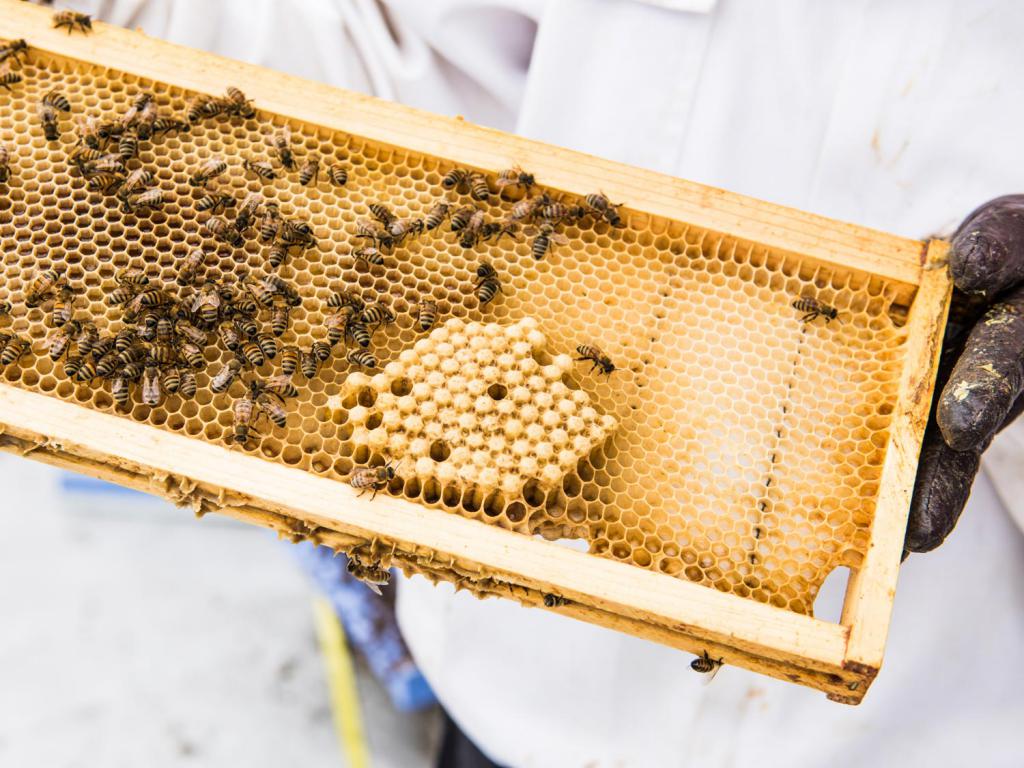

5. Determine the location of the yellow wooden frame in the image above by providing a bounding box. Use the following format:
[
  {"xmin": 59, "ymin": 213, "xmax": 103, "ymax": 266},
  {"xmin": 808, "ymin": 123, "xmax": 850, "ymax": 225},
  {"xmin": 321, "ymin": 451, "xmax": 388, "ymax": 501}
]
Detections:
[{"xmin": 0, "ymin": 0, "xmax": 952, "ymax": 702}]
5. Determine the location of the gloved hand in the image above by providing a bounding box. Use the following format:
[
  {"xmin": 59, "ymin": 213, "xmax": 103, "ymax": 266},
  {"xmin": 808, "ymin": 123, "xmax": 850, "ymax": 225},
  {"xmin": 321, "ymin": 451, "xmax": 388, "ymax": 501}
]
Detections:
[{"xmin": 906, "ymin": 195, "xmax": 1024, "ymax": 554}]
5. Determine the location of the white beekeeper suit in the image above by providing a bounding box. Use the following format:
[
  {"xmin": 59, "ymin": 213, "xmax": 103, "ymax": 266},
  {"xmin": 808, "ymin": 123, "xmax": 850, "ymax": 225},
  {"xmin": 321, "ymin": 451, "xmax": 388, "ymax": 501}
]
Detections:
[{"xmin": 65, "ymin": 0, "xmax": 1024, "ymax": 765}]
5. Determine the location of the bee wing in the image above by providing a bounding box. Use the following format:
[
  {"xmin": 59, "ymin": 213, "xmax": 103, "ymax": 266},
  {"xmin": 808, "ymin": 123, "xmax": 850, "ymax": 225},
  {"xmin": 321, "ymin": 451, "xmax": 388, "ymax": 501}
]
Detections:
[
  {"xmin": 701, "ymin": 663, "xmax": 722, "ymax": 685},
  {"xmin": 360, "ymin": 579, "xmax": 384, "ymax": 596},
  {"xmin": 552, "ymin": 233, "xmax": 570, "ymax": 245}
]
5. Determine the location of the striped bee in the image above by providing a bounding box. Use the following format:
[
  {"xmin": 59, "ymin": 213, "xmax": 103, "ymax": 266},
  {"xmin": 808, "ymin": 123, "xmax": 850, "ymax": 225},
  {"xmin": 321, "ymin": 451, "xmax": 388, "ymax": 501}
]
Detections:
[
  {"xmin": 234, "ymin": 192, "xmax": 264, "ymax": 232},
  {"xmin": 259, "ymin": 275, "xmax": 301, "ymax": 307},
  {"xmin": 47, "ymin": 320, "xmax": 80, "ymax": 360},
  {"xmin": 73, "ymin": 115, "xmax": 104, "ymax": 149},
  {"xmin": 256, "ymin": 389, "xmax": 288, "ymax": 428},
  {"xmin": 187, "ymin": 94, "xmax": 223, "ymax": 124},
  {"xmin": 38, "ymin": 101, "xmax": 60, "ymax": 141},
  {"xmin": 267, "ymin": 243, "xmax": 289, "ymax": 269},
  {"xmin": 243, "ymin": 157, "xmax": 277, "ymax": 181},
  {"xmin": 211, "ymin": 358, "xmax": 243, "ymax": 393},
  {"xmin": 271, "ymin": 126, "xmax": 294, "ymax": 170},
  {"xmin": 690, "ymin": 651, "xmax": 723, "ymax": 682},
  {"xmin": 259, "ymin": 203, "xmax": 282, "ymax": 243},
  {"xmin": 224, "ymin": 86, "xmax": 256, "ymax": 119},
  {"xmin": 414, "ymin": 300, "xmax": 438, "ymax": 331},
  {"xmin": 328, "ymin": 164, "xmax": 348, "ymax": 186},
  {"xmin": 256, "ymin": 333, "xmax": 278, "ymax": 360},
  {"xmin": 117, "ymin": 131, "xmax": 139, "ymax": 161},
  {"xmin": 349, "ymin": 461, "xmax": 397, "ymax": 500},
  {"xmin": 474, "ymin": 262, "xmax": 501, "ymax": 305},
  {"xmin": 0, "ymin": 143, "xmax": 10, "ymax": 183},
  {"xmin": 536, "ymin": 201, "xmax": 585, "ymax": 223},
  {"xmin": 110, "ymin": 374, "xmax": 131, "ymax": 408},
  {"xmin": 196, "ymin": 194, "xmax": 235, "ymax": 214},
  {"xmin": 121, "ymin": 168, "xmax": 154, "ymax": 197},
  {"xmin": 496, "ymin": 165, "xmax": 535, "ymax": 196},
  {"xmin": 345, "ymin": 317, "xmax": 372, "ymax": 348},
  {"xmin": 280, "ymin": 346, "xmax": 301, "ymax": 375},
  {"xmin": 526, "ymin": 223, "xmax": 569, "ymax": 261},
  {"xmin": 543, "ymin": 593, "xmax": 568, "ymax": 608},
  {"xmin": 441, "ymin": 167, "xmax": 470, "ymax": 191},
  {"xmin": 161, "ymin": 367, "xmax": 181, "ymax": 394},
  {"xmin": 53, "ymin": 11, "xmax": 93, "ymax": 34},
  {"xmin": 152, "ymin": 118, "xmax": 190, "ymax": 137},
  {"xmin": 141, "ymin": 364, "xmax": 163, "ymax": 406},
  {"xmin": 369, "ymin": 203, "xmax": 397, "ymax": 228},
  {"xmin": 42, "ymin": 89, "xmax": 71, "ymax": 112},
  {"xmin": 129, "ymin": 96, "xmax": 158, "ymax": 140},
  {"xmin": 270, "ymin": 302, "xmax": 291, "ymax": 337},
  {"xmin": 191, "ymin": 282, "xmax": 222, "ymax": 326},
  {"xmin": 178, "ymin": 249, "xmax": 206, "ymax": 286},
  {"xmin": 174, "ymin": 319, "xmax": 207, "ymax": 346},
  {"xmin": 0, "ymin": 39, "xmax": 28, "ymax": 66},
  {"xmin": 0, "ymin": 299, "xmax": 10, "ymax": 317},
  {"xmin": 218, "ymin": 321, "xmax": 242, "ymax": 352},
  {"xmin": 179, "ymin": 342, "xmax": 205, "ymax": 369},
  {"xmin": 0, "ymin": 69, "xmax": 22, "ymax": 92},
  {"xmin": 347, "ymin": 558, "xmax": 390, "ymax": 595},
  {"xmin": 449, "ymin": 205, "xmax": 477, "ymax": 232},
  {"xmin": 50, "ymin": 284, "xmax": 76, "ymax": 327},
  {"xmin": 278, "ymin": 220, "xmax": 316, "ymax": 249},
  {"xmin": 387, "ymin": 217, "xmax": 424, "ymax": 242},
  {"xmin": 179, "ymin": 370, "xmax": 198, "ymax": 398},
  {"xmin": 299, "ymin": 157, "xmax": 320, "ymax": 186},
  {"xmin": 202, "ymin": 216, "xmax": 244, "ymax": 247},
  {"xmin": 229, "ymin": 391, "xmax": 257, "ymax": 445},
  {"xmin": 423, "ymin": 202, "xmax": 450, "ymax": 231},
  {"xmin": 575, "ymin": 344, "xmax": 615, "ymax": 376},
  {"xmin": 346, "ymin": 349, "xmax": 377, "ymax": 369},
  {"xmin": 327, "ymin": 289, "xmax": 365, "ymax": 312},
  {"xmin": 299, "ymin": 349, "xmax": 320, "ymax": 379},
  {"xmin": 792, "ymin": 296, "xmax": 838, "ymax": 324},
  {"xmin": 263, "ymin": 373, "xmax": 299, "ymax": 399},
  {"xmin": 468, "ymin": 172, "xmax": 489, "ymax": 201},
  {"xmin": 360, "ymin": 302, "xmax": 394, "ymax": 330},
  {"xmin": 584, "ymin": 192, "xmax": 624, "ymax": 227},
  {"xmin": 125, "ymin": 189, "xmax": 165, "ymax": 213},
  {"xmin": 355, "ymin": 219, "xmax": 393, "ymax": 250},
  {"xmin": 190, "ymin": 157, "xmax": 228, "ymax": 187},
  {"xmin": 353, "ymin": 246, "xmax": 385, "ymax": 268},
  {"xmin": 116, "ymin": 268, "xmax": 150, "ymax": 287},
  {"xmin": 26, "ymin": 268, "xmax": 64, "ymax": 307},
  {"xmin": 324, "ymin": 312, "xmax": 348, "ymax": 346},
  {"xmin": 240, "ymin": 340, "xmax": 266, "ymax": 368},
  {"xmin": 311, "ymin": 340, "xmax": 333, "ymax": 362},
  {"xmin": 86, "ymin": 173, "xmax": 124, "ymax": 195}
]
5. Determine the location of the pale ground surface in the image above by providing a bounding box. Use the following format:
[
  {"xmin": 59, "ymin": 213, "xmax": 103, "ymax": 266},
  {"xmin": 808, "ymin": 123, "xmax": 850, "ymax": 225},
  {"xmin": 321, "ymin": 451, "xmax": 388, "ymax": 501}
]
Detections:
[{"xmin": 0, "ymin": 455, "xmax": 438, "ymax": 768}]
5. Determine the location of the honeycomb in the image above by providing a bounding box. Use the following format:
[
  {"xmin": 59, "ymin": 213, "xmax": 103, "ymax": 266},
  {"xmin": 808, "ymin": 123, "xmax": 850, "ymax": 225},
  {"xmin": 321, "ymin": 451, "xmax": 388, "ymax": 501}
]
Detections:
[
  {"xmin": 0, "ymin": 47, "xmax": 910, "ymax": 616},
  {"xmin": 328, "ymin": 317, "xmax": 618, "ymax": 502}
]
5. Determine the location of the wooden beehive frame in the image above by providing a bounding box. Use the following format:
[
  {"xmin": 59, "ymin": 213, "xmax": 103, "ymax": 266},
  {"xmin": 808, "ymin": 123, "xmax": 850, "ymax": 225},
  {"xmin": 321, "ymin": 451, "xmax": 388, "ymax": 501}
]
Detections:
[{"xmin": 0, "ymin": 0, "xmax": 951, "ymax": 702}]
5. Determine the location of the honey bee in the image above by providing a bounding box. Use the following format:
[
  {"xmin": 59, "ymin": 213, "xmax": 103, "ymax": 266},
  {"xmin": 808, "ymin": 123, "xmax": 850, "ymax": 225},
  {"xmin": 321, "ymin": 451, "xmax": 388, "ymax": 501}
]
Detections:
[
  {"xmin": 413, "ymin": 299, "xmax": 438, "ymax": 332},
  {"xmin": 234, "ymin": 192, "xmax": 263, "ymax": 232},
  {"xmin": 229, "ymin": 391, "xmax": 257, "ymax": 444},
  {"xmin": 73, "ymin": 115, "xmax": 104, "ymax": 149},
  {"xmin": 179, "ymin": 370, "xmax": 198, "ymax": 398},
  {"xmin": 324, "ymin": 312, "xmax": 347, "ymax": 346},
  {"xmin": 575, "ymin": 344, "xmax": 615, "ymax": 376},
  {"xmin": 37, "ymin": 101, "xmax": 59, "ymax": 141},
  {"xmin": 26, "ymin": 267, "xmax": 63, "ymax": 307},
  {"xmin": 191, "ymin": 282, "xmax": 223, "ymax": 326},
  {"xmin": 526, "ymin": 223, "xmax": 569, "ymax": 261},
  {"xmin": 86, "ymin": 173, "xmax": 124, "ymax": 195},
  {"xmin": 259, "ymin": 203, "xmax": 282, "ymax": 243},
  {"xmin": 0, "ymin": 143, "xmax": 10, "ymax": 184},
  {"xmin": 269, "ymin": 301, "xmax": 291, "ymax": 337},
  {"xmin": 311, "ymin": 340, "xmax": 332, "ymax": 362},
  {"xmin": 457, "ymin": 209, "xmax": 491, "ymax": 248},
  {"xmin": 267, "ymin": 243, "xmax": 289, "ymax": 269},
  {"xmin": 190, "ymin": 157, "xmax": 228, "ymax": 187},
  {"xmin": 257, "ymin": 390, "xmax": 288, "ymax": 428},
  {"xmin": 261, "ymin": 275, "xmax": 301, "ymax": 307},
  {"xmin": 110, "ymin": 373, "xmax": 131, "ymax": 408},
  {"xmin": 0, "ymin": 299, "xmax": 11, "ymax": 317},
  {"xmin": 536, "ymin": 201, "xmax": 585, "ymax": 223},
  {"xmin": 0, "ymin": 67, "xmax": 22, "ymax": 92},
  {"xmin": 369, "ymin": 203, "xmax": 397, "ymax": 227},
  {"xmin": 449, "ymin": 205, "xmax": 477, "ymax": 232},
  {"xmin": 152, "ymin": 118, "xmax": 190, "ymax": 137},
  {"xmin": 328, "ymin": 163, "xmax": 348, "ymax": 186},
  {"xmin": 278, "ymin": 220, "xmax": 317, "ymax": 249},
  {"xmin": 263, "ymin": 373, "xmax": 299, "ymax": 399},
  {"xmin": 441, "ymin": 168, "xmax": 471, "ymax": 192},
  {"xmin": 271, "ymin": 126, "xmax": 294, "ymax": 169},
  {"xmin": 240, "ymin": 340, "xmax": 266, "ymax": 368},
  {"xmin": 352, "ymin": 244, "xmax": 387, "ymax": 270},
  {"xmin": 0, "ymin": 39, "xmax": 28, "ymax": 66},
  {"xmin": 256, "ymin": 332, "xmax": 278, "ymax": 360},
  {"xmin": 179, "ymin": 342, "xmax": 205, "ymax": 369},
  {"xmin": 298, "ymin": 157, "xmax": 320, "ymax": 186},
  {"xmin": 186, "ymin": 94, "xmax": 222, "ymax": 124},
  {"xmin": 113, "ymin": 328, "xmax": 137, "ymax": 353},
  {"xmin": 327, "ymin": 289, "xmax": 365, "ymax": 312},
  {"xmin": 543, "ymin": 593, "xmax": 568, "ymax": 608},
  {"xmin": 131, "ymin": 99, "xmax": 158, "ymax": 140},
  {"xmin": 47, "ymin": 320, "xmax": 80, "ymax": 360},
  {"xmin": 233, "ymin": 315, "xmax": 259, "ymax": 339},
  {"xmin": 174, "ymin": 319, "xmax": 206, "ymax": 346},
  {"xmin": 349, "ymin": 461, "xmax": 397, "ymax": 500},
  {"xmin": 202, "ymin": 216, "xmax": 244, "ymax": 247},
  {"xmin": 53, "ymin": 11, "xmax": 93, "ymax": 34},
  {"xmin": 354, "ymin": 219, "xmax": 393, "ymax": 250},
  {"xmin": 496, "ymin": 165, "xmax": 535, "ymax": 196},
  {"xmin": 73, "ymin": 322, "xmax": 98, "ymax": 357},
  {"xmin": 48, "ymin": 284, "xmax": 75, "ymax": 327},
  {"xmin": 346, "ymin": 558, "xmax": 391, "ymax": 595},
  {"xmin": 117, "ymin": 131, "xmax": 138, "ymax": 161},
  {"xmin": 422, "ymin": 202, "xmax": 449, "ymax": 231},
  {"xmin": 468, "ymin": 172, "xmax": 489, "ymax": 201},
  {"xmin": 474, "ymin": 262, "xmax": 501, "ymax": 305},
  {"xmin": 125, "ymin": 189, "xmax": 165, "ymax": 213},
  {"xmin": 243, "ymin": 157, "xmax": 277, "ymax": 181},
  {"xmin": 346, "ymin": 349, "xmax": 377, "ymax": 369},
  {"xmin": 121, "ymin": 168, "xmax": 154, "ymax": 197},
  {"xmin": 148, "ymin": 342, "xmax": 176, "ymax": 366},
  {"xmin": 388, "ymin": 217, "xmax": 424, "ymax": 242},
  {"xmin": 280, "ymin": 346, "xmax": 301, "ymax": 376},
  {"xmin": 116, "ymin": 268, "xmax": 149, "ymax": 287},
  {"xmin": 140, "ymin": 364, "xmax": 162, "ymax": 406},
  {"xmin": 178, "ymin": 249, "xmax": 206, "ymax": 286},
  {"xmin": 690, "ymin": 651, "xmax": 723, "ymax": 681},
  {"xmin": 360, "ymin": 302, "xmax": 394, "ymax": 330},
  {"xmin": 195, "ymin": 193, "xmax": 235, "ymax": 214},
  {"xmin": 224, "ymin": 86, "xmax": 256, "ymax": 119},
  {"xmin": 211, "ymin": 358, "xmax": 243, "ymax": 393},
  {"xmin": 792, "ymin": 296, "xmax": 838, "ymax": 324},
  {"xmin": 82, "ymin": 155, "xmax": 127, "ymax": 176},
  {"xmin": 42, "ymin": 89, "xmax": 71, "ymax": 113},
  {"xmin": 300, "ymin": 349, "xmax": 321, "ymax": 379},
  {"xmin": 218, "ymin": 321, "xmax": 242, "ymax": 352},
  {"xmin": 346, "ymin": 317, "xmax": 371, "ymax": 348},
  {"xmin": 161, "ymin": 367, "xmax": 181, "ymax": 394},
  {"xmin": 583, "ymin": 192, "xmax": 624, "ymax": 227}
]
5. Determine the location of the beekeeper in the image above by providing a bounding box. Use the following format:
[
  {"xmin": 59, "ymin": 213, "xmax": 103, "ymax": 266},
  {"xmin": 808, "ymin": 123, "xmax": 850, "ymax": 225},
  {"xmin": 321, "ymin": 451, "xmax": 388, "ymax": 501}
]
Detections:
[{"xmin": 64, "ymin": 0, "xmax": 1024, "ymax": 765}]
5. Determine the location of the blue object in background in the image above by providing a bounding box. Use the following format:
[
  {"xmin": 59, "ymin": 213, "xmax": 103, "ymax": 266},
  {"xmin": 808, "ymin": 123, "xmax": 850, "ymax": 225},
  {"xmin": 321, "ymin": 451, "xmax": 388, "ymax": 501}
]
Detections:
[{"xmin": 291, "ymin": 540, "xmax": 437, "ymax": 713}]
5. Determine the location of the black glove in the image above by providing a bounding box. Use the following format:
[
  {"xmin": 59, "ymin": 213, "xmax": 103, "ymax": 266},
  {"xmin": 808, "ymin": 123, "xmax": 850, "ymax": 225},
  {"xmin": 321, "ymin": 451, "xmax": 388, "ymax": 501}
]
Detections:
[{"xmin": 906, "ymin": 195, "xmax": 1024, "ymax": 554}]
